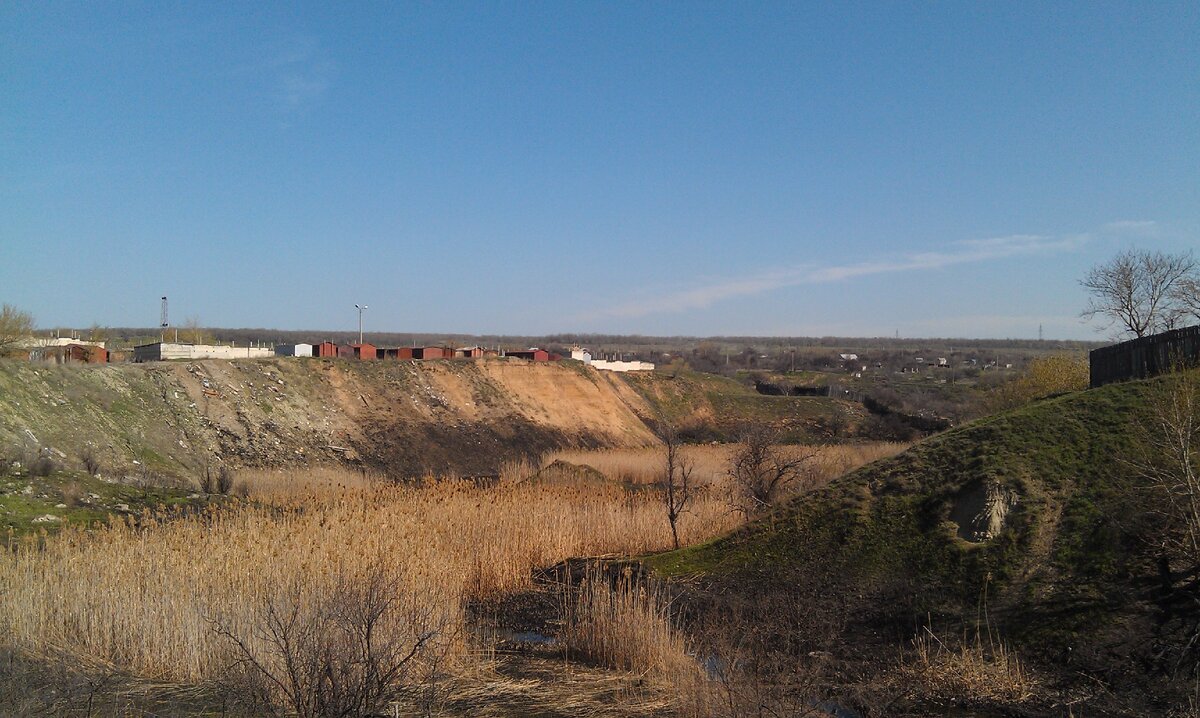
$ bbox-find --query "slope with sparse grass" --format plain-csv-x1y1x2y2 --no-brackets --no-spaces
0,358,666,482
647,371,1198,713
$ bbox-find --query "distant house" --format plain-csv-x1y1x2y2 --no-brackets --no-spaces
275,343,313,358
315,342,338,358
455,346,485,358
839,353,858,362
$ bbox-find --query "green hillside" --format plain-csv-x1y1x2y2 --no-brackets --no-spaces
618,367,863,441
649,371,1197,713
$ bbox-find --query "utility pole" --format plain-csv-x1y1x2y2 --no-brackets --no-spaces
160,296,169,342
355,304,368,344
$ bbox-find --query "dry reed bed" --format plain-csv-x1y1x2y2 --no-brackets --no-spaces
0,442,908,702
0,476,738,685
547,442,909,487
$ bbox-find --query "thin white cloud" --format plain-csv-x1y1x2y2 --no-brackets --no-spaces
235,35,333,111
585,232,1087,320
1101,220,1157,234
280,62,333,108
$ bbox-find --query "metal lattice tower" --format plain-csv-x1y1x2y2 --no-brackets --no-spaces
160,297,169,329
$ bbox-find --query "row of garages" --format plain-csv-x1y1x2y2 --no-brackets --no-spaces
28,340,578,366
271,342,556,362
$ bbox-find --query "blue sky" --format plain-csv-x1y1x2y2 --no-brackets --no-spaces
2,2,1197,339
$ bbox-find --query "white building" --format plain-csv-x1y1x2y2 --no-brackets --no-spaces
133,342,274,362
275,343,314,357
589,359,655,372
571,346,653,372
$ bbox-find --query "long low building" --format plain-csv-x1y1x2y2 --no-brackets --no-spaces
589,359,655,372
570,347,654,372
133,342,274,362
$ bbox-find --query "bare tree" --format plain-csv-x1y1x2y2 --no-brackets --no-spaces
0,304,34,352
1172,274,1200,325
728,425,817,517
660,423,694,550
1125,368,1200,674
183,315,212,345
1080,249,1195,337
87,323,110,345
1128,368,1200,563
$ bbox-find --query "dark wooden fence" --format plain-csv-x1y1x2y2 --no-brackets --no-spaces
1089,325,1200,388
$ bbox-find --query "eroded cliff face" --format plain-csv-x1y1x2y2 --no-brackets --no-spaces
0,357,659,480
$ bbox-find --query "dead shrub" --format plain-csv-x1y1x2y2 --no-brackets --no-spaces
727,425,819,517
212,562,454,718
200,463,217,494
198,463,237,495
61,482,84,508
29,455,56,477
216,466,236,495
79,446,102,476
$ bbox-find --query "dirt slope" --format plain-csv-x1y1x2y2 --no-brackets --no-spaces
0,358,659,481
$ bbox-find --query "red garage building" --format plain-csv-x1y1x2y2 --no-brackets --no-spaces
505,349,550,362
338,343,376,360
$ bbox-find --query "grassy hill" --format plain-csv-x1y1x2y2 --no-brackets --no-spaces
648,371,1196,713
617,366,862,442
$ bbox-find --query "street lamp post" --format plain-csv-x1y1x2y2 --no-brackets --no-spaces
355,304,368,344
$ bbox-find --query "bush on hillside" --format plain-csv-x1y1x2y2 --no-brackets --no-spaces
986,355,1089,412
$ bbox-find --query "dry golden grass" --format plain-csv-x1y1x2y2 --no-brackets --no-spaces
896,627,1038,705
559,568,700,680
0,468,737,689
548,442,909,491
235,465,380,497
0,442,907,709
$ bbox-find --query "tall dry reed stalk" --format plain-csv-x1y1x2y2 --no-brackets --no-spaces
235,465,380,498
559,567,701,681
